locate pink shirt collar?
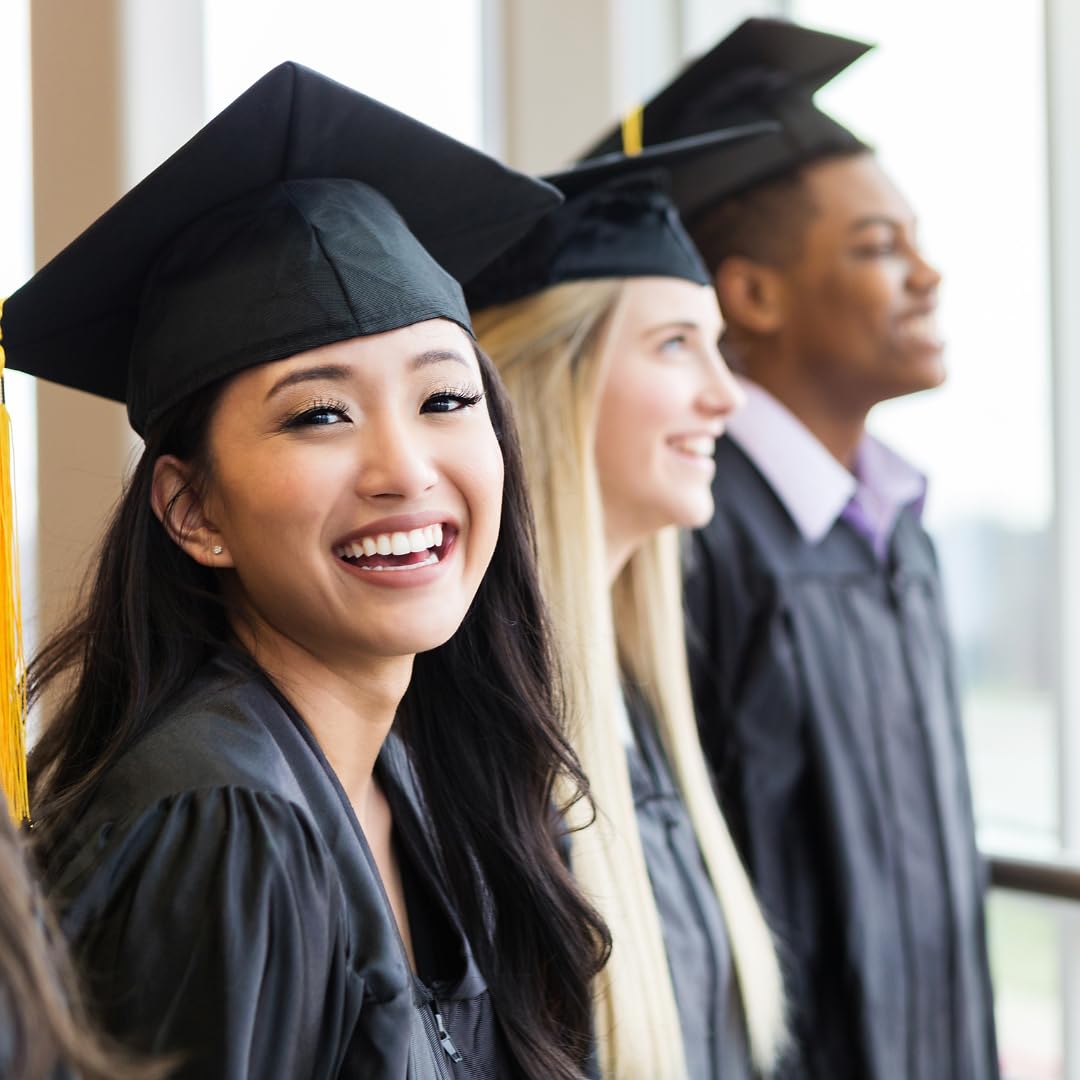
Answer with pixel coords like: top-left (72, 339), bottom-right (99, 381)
top-left (724, 377), bottom-right (927, 555)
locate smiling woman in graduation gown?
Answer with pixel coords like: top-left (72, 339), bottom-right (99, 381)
top-left (4, 63), bottom-right (609, 1079)
top-left (467, 139), bottom-right (787, 1080)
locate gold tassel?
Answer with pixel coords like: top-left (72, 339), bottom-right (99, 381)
top-left (620, 104), bottom-right (644, 157)
top-left (0, 299), bottom-right (29, 822)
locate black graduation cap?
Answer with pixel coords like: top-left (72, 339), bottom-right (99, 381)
top-left (1, 62), bottom-right (561, 435)
top-left (465, 124), bottom-right (774, 311)
top-left (581, 18), bottom-right (873, 219)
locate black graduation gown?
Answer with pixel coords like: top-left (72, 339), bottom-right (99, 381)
top-left (42, 653), bottom-right (516, 1080)
top-left (685, 436), bottom-right (999, 1080)
top-left (624, 688), bottom-right (750, 1080)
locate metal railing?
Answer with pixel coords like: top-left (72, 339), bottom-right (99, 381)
top-left (989, 853), bottom-right (1080, 902)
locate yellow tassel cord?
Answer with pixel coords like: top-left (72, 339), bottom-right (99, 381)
top-left (620, 104), bottom-right (644, 157)
top-left (0, 299), bottom-right (29, 822)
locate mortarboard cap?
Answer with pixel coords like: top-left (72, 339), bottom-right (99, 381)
top-left (0, 62), bottom-right (561, 820)
top-left (465, 124), bottom-right (773, 311)
top-left (1, 62), bottom-right (562, 435)
top-left (581, 18), bottom-right (873, 219)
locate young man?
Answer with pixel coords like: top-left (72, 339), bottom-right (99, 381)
top-left (585, 18), bottom-right (999, 1080)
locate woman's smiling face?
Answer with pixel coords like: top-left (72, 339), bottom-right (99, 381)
top-left (593, 277), bottom-right (741, 565)
top-left (186, 318), bottom-right (503, 665)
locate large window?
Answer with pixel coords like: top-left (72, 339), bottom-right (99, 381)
top-left (204, 0), bottom-right (485, 145)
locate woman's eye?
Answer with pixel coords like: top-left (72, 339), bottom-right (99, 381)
top-left (422, 387), bottom-right (485, 414)
top-left (284, 399), bottom-right (352, 428)
top-left (659, 334), bottom-right (689, 355)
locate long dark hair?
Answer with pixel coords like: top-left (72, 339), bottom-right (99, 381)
top-left (0, 808), bottom-right (166, 1080)
top-left (28, 348), bottom-right (609, 1079)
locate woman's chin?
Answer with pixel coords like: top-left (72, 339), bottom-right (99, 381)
top-left (667, 495), bottom-right (716, 532)
top-left (357, 621), bottom-right (464, 661)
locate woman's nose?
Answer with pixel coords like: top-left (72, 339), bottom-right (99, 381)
top-left (700, 352), bottom-right (745, 418)
top-left (352, 415), bottom-right (439, 500)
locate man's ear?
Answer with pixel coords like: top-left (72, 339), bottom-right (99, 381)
top-left (714, 256), bottom-right (789, 337)
top-left (150, 455), bottom-right (232, 568)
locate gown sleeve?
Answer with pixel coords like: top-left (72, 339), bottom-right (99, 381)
top-left (53, 787), bottom-right (355, 1080)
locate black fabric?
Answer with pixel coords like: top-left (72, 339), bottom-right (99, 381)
top-left (684, 437), bottom-right (1000, 1080)
top-left (623, 687), bottom-right (750, 1080)
top-left (466, 172), bottom-right (707, 310)
top-left (126, 177), bottom-right (469, 435)
top-left (2, 61), bottom-right (560, 434)
top-left (580, 18), bottom-right (872, 219)
top-left (42, 654), bottom-right (515, 1079)
top-left (465, 125), bottom-right (773, 311)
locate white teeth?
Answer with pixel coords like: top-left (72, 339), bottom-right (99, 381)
top-left (338, 523), bottom-right (448, 561)
top-left (673, 436), bottom-right (715, 457)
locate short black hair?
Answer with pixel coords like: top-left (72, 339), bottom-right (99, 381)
top-left (688, 149), bottom-right (866, 274)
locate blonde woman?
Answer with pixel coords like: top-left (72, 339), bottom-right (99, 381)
top-left (467, 145), bottom-right (787, 1079)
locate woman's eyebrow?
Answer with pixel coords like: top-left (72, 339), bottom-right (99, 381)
top-left (644, 320), bottom-right (700, 335)
top-left (265, 364), bottom-right (351, 401)
top-left (412, 348), bottom-right (472, 370)
top-left (265, 350), bottom-right (471, 401)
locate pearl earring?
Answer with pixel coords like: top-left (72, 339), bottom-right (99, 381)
top-left (211, 545), bottom-right (223, 555)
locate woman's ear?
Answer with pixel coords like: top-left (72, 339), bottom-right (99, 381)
top-left (714, 256), bottom-right (789, 337)
top-left (150, 455), bottom-right (232, 568)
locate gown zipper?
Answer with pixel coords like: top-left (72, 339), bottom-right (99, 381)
top-left (432, 1004), bottom-right (463, 1062)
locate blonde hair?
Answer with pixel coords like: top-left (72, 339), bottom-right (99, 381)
top-left (474, 281), bottom-right (786, 1079)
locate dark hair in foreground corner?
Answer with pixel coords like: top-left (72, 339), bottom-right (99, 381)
top-left (0, 807), bottom-right (166, 1080)
top-left (27, 347), bottom-right (611, 1080)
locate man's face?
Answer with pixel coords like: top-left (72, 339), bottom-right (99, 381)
top-left (778, 153), bottom-right (944, 409)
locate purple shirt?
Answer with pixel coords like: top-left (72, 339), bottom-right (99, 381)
top-left (724, 377), bottom-right (927, 562)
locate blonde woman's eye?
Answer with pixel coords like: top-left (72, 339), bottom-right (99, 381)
top-left (660, 334), bottom-right (689, 354)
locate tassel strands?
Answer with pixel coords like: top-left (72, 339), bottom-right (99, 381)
top-left (0, 299), bottom-right (29, 822)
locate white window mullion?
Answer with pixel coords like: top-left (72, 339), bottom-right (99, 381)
top-left (1046, 0), bottom-right (1080, 863)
